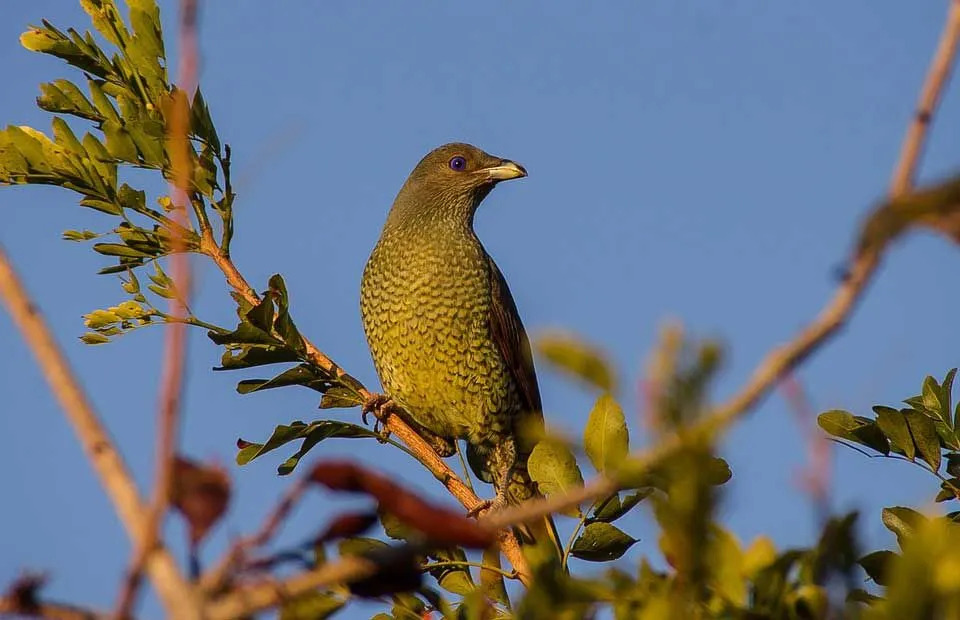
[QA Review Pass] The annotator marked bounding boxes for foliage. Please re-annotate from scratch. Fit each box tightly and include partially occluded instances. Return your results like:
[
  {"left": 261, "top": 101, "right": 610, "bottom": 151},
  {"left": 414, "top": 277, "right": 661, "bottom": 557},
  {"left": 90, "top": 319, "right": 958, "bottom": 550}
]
[{"left": 3, "top": 1, "right": 960, "bottom": 619}]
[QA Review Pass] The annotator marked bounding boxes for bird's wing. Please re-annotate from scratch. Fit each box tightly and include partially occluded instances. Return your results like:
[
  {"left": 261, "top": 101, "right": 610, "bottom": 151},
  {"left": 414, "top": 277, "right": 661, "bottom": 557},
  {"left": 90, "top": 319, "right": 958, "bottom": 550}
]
[{"left": 487, "top": 256, "right": 543, "bottom": 423}]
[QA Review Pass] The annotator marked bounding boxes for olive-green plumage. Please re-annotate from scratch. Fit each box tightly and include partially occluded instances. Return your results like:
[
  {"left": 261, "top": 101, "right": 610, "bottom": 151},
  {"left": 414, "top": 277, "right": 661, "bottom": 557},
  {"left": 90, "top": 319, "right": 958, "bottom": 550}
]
[{"left": 360, "top": 143, "right": 542, "bottom": 504}]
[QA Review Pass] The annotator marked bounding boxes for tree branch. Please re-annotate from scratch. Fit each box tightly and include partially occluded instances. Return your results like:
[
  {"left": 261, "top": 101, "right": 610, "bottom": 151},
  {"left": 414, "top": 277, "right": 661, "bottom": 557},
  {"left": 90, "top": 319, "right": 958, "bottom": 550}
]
[
  {"left": 711, "top": 0, "right": 960, "bottom": 430},
  {"left": 0, "top": 245, "right": 201, "bottom": 619},
  {"left": 115, "top": 1, "right": 200, "bottom": 617}
]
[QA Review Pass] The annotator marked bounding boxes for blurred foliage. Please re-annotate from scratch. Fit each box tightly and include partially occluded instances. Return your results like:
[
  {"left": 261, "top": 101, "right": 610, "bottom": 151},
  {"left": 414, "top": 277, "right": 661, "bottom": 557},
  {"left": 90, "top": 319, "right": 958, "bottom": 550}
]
[{"left": 4, "top": 1, "right": 960, "bottom": 619}]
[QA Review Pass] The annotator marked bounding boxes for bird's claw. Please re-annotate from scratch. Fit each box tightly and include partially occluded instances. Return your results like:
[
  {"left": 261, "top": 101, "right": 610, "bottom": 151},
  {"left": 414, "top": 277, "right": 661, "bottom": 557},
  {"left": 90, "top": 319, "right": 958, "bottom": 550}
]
[
  {"left": 466, "top": 495, "right": 508, "bottom": 520},
  {"left": 361, "top": 393, "right": 393, "bottom": 426}
]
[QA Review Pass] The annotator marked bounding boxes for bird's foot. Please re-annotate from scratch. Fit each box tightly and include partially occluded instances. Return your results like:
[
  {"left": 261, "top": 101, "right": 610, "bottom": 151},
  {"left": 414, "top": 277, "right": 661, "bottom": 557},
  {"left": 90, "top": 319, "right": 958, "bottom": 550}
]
[
  {"left": 361, "top": 393, "right": 394, "bottom": 425},
  {"left": 466, "top": 493, "right": 509, "bottom": 519}
]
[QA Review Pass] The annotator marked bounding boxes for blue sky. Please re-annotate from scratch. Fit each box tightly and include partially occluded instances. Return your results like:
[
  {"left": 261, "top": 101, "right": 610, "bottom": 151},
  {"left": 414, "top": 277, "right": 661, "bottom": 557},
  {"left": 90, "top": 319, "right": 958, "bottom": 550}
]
[{"left": 1, "top": 1, "right": 958, "bottom": 617}]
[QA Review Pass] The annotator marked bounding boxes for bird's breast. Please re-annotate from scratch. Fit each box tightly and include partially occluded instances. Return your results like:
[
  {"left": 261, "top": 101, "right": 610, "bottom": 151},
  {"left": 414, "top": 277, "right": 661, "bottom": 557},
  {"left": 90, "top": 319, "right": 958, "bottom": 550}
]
[{"left": 360, "top": 233, "right": 515, "bottom": 440}]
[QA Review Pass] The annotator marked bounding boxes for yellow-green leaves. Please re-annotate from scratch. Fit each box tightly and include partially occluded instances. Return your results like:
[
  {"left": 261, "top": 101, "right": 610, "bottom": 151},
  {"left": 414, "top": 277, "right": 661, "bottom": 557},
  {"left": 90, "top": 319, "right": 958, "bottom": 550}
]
[
  {"left": 584, "top": 394, "right": 629, "bottom": 474},
  {"left": 535, "top": 330, "right": 616, "bottom": 392},
  {"left": 528, "top": 440, "right": 583, "bottom": 516}
]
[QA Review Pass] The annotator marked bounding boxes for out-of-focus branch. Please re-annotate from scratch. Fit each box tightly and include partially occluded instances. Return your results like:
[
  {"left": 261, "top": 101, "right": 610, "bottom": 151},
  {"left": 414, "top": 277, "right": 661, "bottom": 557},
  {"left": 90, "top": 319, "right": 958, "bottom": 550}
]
[
  {"left": 0, "top": 573, "right": 107, "bottom": 620},
  {"left": 199, "top": 476, "right": 310, "bottom": 594},
  {"left": 0, "top": 245, "right": 199, "bottom": 619},
  {"left": 0, "top": 597, "right": 105, "bottom": 620},
  {"left": 115, "top": 1, "right": 200, "bottom": 617},
  {"left": 710, "top": 0, "right": 960, "bottom": 429},
  {"left": 197, "top": 229, "right": 532, "bottom": 584},
  {"left": 891, "top": 0, "right": 960, "bottom": 196},
  {"left": 204, "top": 555, "right": 374, "bottom": 620}
]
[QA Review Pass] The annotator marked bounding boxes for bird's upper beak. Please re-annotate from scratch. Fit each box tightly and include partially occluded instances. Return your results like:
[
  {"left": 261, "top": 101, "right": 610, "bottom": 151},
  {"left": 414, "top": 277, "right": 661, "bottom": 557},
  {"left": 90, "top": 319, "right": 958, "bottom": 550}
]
[{"left": 480, "top": 159, "right": 527, "bottom": 182}]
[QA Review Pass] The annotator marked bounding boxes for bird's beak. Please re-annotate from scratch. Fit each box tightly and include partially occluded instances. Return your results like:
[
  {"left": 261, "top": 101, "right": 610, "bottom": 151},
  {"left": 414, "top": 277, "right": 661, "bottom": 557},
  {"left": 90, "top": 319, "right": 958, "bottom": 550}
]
[{"left": 481, "top": 159, "right": 527, "bottom": 182}]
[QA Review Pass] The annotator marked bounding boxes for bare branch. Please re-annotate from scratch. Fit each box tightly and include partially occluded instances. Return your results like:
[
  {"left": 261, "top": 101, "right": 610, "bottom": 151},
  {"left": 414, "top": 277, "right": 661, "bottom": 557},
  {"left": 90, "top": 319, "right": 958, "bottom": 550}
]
[
  {"left": 711, "top": 0, "right": 960, "bottom": 430},
  {"left": 115, "top": 1, "right": 200, "bottom": 617},
  {"left": 0, "top": 245, "right": 200, "bottom": 618},
  {"left": 890, "top": 0, "right": 960, "bottom": 196}
]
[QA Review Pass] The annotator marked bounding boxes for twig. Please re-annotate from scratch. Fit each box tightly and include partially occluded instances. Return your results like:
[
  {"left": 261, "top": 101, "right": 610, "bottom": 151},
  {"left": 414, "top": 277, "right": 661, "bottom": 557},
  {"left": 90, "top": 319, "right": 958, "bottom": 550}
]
[
  {"left": 0, "top": 245, "right": 199, "bottom": 618},
  {"left": 891, "top": 0, "right": 960, "bottom": 196},
  {"left": 115, "top": 1, "right": 200, "bottom": 618},
  {"left": 0, "top": 597, "right": 106, "bottom": 620},
  {"left": 197, "top": 228, "right": 532, "bottom": 584},
  {"left": 200, "top": 476, "right": 311, "bottom": 594},
  {"left": 204, "top": 555, "right": 376, "bottom": 620},
  {"left": 711, "top": 0, "right": 960, "bottom": 431}
]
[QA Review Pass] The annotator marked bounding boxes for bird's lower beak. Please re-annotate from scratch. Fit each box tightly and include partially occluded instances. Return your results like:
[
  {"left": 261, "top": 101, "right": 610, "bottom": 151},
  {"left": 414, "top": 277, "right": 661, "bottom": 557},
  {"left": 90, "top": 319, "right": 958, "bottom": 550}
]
[{"left": 482, "top": 160, "right": 527, "bottom": 182}]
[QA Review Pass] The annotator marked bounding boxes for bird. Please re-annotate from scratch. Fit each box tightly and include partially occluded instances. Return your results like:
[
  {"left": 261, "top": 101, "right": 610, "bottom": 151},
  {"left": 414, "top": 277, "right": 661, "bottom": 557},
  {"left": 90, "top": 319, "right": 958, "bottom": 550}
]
[{"left": 360, "top": 142, "right": 545, "bottom": 513}]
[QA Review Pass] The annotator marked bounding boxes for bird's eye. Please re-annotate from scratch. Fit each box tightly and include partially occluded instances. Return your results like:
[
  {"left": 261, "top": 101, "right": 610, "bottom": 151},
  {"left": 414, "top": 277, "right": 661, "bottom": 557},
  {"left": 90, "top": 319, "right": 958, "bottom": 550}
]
[{"left": 449, "top": 156, "right": 467, "bottom": 171}]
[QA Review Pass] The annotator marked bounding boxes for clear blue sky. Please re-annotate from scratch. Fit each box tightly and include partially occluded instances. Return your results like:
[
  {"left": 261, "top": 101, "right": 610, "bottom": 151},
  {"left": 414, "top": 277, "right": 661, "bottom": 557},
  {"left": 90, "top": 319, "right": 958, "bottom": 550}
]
[{"left": 2, "top": 1, "right": 958, "bottom": 617}]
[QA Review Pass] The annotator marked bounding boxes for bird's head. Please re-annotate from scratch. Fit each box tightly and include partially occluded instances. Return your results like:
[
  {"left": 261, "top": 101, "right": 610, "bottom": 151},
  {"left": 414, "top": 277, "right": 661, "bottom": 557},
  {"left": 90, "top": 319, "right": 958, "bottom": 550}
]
[{"left": 388, "top": 143, "right": 526, "bottom": 229}]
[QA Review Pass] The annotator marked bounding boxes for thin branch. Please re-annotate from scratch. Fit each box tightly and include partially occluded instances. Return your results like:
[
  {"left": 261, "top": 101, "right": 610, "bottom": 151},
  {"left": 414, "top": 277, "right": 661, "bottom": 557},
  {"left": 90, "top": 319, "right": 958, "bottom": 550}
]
[
  {"left": 199, "top": 476, "right": 311, "bottom": 594},
  {"left": 0, "top": 245, "right": 200, "bottom": 619},
  {"left": 204, "top": 555, "right": 375, "bottom": 620},
  {"left": 422, "top": 560, "right": 518, "bottom": 581},
  {"left": 0, "top": 597, "right": 106, "bottom": 620},
  {"left": 115, "top": 1, "right": 200, "bottom": 617},
  {"left": 710, "top": 0, "right": 960, "bottom": 432},
  {"left": 891, "top": 0, "right": 960, "bottom": 196}
]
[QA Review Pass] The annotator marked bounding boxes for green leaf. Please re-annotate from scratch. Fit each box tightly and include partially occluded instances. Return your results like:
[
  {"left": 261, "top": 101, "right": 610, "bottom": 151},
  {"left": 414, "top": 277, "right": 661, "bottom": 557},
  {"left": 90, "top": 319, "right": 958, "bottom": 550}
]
[
  {"left": 589, "top": 489, "right": 653, "bottom": 523},
  {"left": 535, "top": 330, "right": 616, "bottom": 392},
  {"left": 62, "top": 229, "right": 100, "bottom": 242},
  {"left": 903, "top": 409, "right": 941, "bottom": 472},
  {"left": 319, "top": 386, "right": 363, "bottom": 408},
  {"left": 190, "top": 88, "right": 220, "bottom": 153},
  {"left": 278, "top": 591, "right": 344, "bottom": 620},
  {"left": 80, "top": 331, "right": 110, "bottom": 345},
  {"left": 942, "top": 368, "right": 957, "bottom": 423},
  {"left": 569, "top": 522, "right": 638, "bottom": 562},
  {"left": 207, "top": 322, "right": 276, "bottom": 346},
  {"left": 528, "top": 440, "right": 584, "bottom": 516},
  {"left": 92, "top": 242, "right": 152, "bottom": 258},
  {"left": 874, "top": 406, "right": 914, "bottom": 460},
  {"left": 337, "top": 537, "right": 389, "bottom": 557},
  {"left": 817, "top": 410, "right": 889, "bottom": 455},
  {"left": 278, "top": 422, "right": 380, "bottom": 475},
  {"left": 235, "top": 419, "right": 380, "bottom": 472},
  {"left": 935, "top": 479, "right": 960, "bottom": 503},
  {"left": 583, "top": 393, "right": 629, "bottom": 474},
  {"left": 858, "top": 550, "right": 896, "bottom": 586},
  {"left": 216, "top": 346, "right": 299, "bottom": 370},
  {"left": 881, "top": 506, "right": 927, "bottom": 549},
  {"left": 39, "top": 80, "right": 102, "bottom": 121},
  {"left": 236, "top": 364, "right": 333, "bottom": 395}
]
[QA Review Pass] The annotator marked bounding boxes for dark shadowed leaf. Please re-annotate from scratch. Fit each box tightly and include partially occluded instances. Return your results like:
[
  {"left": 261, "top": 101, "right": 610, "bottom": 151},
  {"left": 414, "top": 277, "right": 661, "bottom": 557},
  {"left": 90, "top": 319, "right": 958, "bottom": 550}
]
[
  {"left": 858, "top": 550, "right": 897, "bottom": 586},
  {"left": 903, "top": 409, "right": 941, "bottom": 472},
  {"left": 589, "top": 489, "right": 653, "bottom": 523},
  {"left": 570, "top": 522, "right": 637, "bottom": 562},
  {"left": 881, "top": 506, "right": 928, "bottom": 549},
  {"left": 875, "top": 406, "right": 914, "bottom": 460}
]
